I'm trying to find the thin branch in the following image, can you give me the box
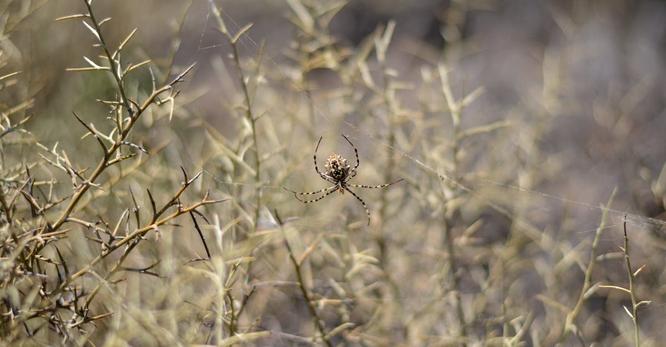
[274,209,332,347]
[562,189,616,338]
[623,217,641,347]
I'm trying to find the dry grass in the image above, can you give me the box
[1,0,665,346]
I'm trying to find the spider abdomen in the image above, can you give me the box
[325,154,350,181]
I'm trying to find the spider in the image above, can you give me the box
[285,135,403,225]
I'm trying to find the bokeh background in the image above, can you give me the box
[20,0,666,212]
[2,0,666,345]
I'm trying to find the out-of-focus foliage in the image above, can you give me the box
[1,0,666,346]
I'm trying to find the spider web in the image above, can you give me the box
[186,1,666,235]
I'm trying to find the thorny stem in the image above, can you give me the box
[225,291,237,335]
[0,184,12,225]
[623,217,640,347]
[209,1,262,230]
[41,2,195,236]
[442,210,467,345]
[561,190,616,340]
[276,211,333,347]
[377,59,397,264]
[54,196,221,295]
[439,65,467,344]
[370,34,408,341]
[208,5,263,333]
[230,42,262,229]
[83,0,132,117]
[46,80,186,235]
[73,173,220,308]
[208,5,264,335]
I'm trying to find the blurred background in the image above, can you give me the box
[20,0,666,214]
[3,0,666,345]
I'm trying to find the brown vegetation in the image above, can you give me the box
[1,0,665,346]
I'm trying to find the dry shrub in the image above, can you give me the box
[1,0,665,346]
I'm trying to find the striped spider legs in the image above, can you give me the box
[285,135,403,225]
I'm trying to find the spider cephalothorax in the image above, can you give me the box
[284,135,403,225]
